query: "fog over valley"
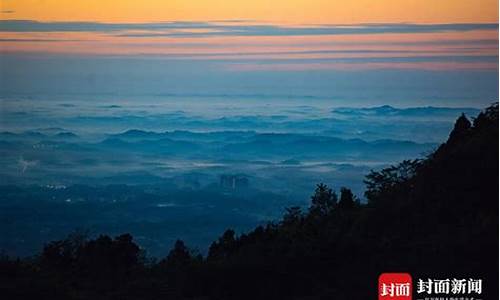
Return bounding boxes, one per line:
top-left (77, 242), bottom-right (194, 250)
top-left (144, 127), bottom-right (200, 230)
top-left (0, 97), bottom-right (480, 256)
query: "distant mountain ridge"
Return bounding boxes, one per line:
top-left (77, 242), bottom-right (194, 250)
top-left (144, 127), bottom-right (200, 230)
top-left (107, 129), bottom-right (435, 160)
top-left (332, 105), bottom-right (480, 118)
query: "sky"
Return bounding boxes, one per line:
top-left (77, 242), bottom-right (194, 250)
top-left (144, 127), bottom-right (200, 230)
top-left (0, 0), bottom-right (498, 107)
top-left (1, 0), bottom-right (498, 23)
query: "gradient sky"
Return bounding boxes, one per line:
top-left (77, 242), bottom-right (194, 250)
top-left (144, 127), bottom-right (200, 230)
top-left (1, 0), bottom-right (498, 23)
top-left (0, 0), bottom-right (498, 107)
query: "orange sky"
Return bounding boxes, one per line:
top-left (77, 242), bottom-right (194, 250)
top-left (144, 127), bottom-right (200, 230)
top-left (1, 0), bottom-right (497, 73)
top-left (1, 0), bottom-right (498, 24)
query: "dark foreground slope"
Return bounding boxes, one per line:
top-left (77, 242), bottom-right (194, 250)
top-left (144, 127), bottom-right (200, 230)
top-left (1, 105), bottom-right (498, 300)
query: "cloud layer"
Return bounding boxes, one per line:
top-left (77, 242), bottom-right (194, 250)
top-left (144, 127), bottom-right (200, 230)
top-left (0, 20), bottom-right (498, 107)
top-left (0, 20), bottom-right (497, 37)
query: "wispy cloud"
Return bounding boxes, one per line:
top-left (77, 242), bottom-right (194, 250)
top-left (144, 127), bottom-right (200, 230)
top-left (1, 19), bottom-right (497, 75)
top-left (0, 20), bottom-right (497, 38)
top-left (122, 23), bottom-right (499, 38)
top-left (0, 20), bottom-right (216, 32)
top-left (225, 61), bottom-right (498, 72)
top-left (0, 38), bottom-right (82, 42)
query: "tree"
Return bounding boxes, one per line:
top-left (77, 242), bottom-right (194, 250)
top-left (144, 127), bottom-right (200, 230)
top-left (448, 113), bottom-right (471, 143)
top-left (112, 233), bottom-right (142, 269)
top-left (364, 160), bottom-right (419, 204)
top-left (282, 206), bottom-right (303, 226)
top-left (40, 231), bottom-right (87, 270)
top-left (164, 240), bottom-right (192, 268)
top-left (309, 183), bottom-right (337, 217)
top-left (338, 187), bottom-right (356, 210)
top-left (208, 229), bottom-right (236, 261)
top-left (473, 103), bottom-right (498, 131)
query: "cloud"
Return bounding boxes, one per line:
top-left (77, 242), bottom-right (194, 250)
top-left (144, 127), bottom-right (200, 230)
top-left (0, 38), bottom-right (82, 42)
top-left (1, 10), bottom-right (15, 14)
top-left (0, 20), bottom-right (215, 32)
top-left (83, 22), bottom-right (487, 36)
top-left (119, 23), bottom-right (500, 38)
top-left (225, 61), bottom-right (498, 72)
top-left (0, 20), bottom-right (497, 38)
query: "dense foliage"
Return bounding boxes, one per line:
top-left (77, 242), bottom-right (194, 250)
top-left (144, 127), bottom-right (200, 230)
top-left (1, 105), bottom-right (498, 299)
